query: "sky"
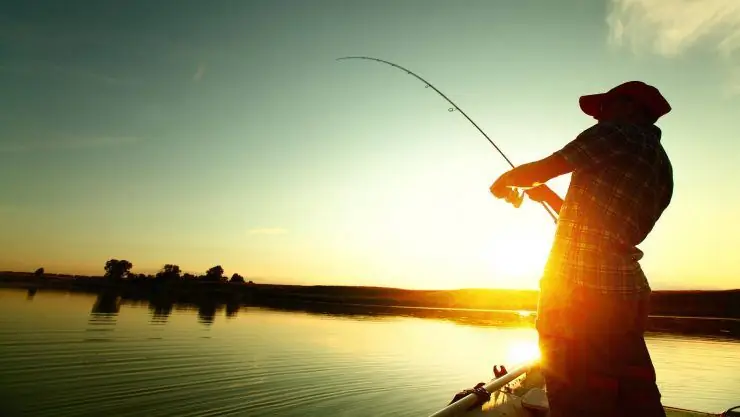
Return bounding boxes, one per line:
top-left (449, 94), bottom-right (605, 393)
top-left (1, 0), bottom-right (739, 290)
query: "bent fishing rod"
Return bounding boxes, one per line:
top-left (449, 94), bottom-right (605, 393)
top-left (337, 56), bottom-right (558, 223)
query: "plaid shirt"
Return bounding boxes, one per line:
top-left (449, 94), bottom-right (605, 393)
top-left (541, 122), bottom-right (674, 297)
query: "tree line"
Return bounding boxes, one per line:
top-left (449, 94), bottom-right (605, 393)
top-left (103, 259), bottom-right (252, 284)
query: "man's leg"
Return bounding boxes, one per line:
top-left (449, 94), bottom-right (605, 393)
top-left (538, 331), bottom-right (621, 417)
top-left (537, 293), bottom-right (620, 417)
top-left (537, 288), bottom-right (665, 417)
top-left (536, 285), bottom-right (605, 417)
top-left (576, 289), bottom-right (665, 417)
top-left (615, 295), bottom-right (666, 417)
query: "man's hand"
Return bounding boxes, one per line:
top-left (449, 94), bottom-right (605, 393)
top-left (490, 154), bottom-right (573, 198)
top-left (490, 154), bottom-right (572, 205)
top-left (525, 184), bottom-right (563, 214)
top-left (490, 170), bottom-right (526, 208)
top-left (525, 184), bottom-right (555, 202)
top-left (490, 171), bottom-right (515, 199)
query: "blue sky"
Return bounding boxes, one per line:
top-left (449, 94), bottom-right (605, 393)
top-left (1, 0), bottom-right (738, 290)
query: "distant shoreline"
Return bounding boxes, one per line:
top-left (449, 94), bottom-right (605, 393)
top-left (1, 271), bottom-right (738, 317)
top-left (2, 271), bottom-right (739, 338)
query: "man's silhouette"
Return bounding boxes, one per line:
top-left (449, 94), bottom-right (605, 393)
top-left (491, 81), bottom-right (673, 417)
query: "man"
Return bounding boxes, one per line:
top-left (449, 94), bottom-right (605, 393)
top-left (490, 81), bottom-right (674, 417)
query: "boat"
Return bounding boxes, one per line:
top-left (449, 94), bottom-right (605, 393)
top-left (427, 360), bottom-right (738, 417)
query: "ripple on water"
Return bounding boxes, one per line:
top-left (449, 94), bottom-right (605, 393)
top-left (0, 289), bottom-right (739, 417)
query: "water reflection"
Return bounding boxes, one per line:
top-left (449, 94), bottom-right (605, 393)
top-left (26, 288), bottom-right (37, 300)
top-left (197, 301), bottom-right (217, 325)
top-left (8, 285), bottom-right (737, 341)
top-left (136, 296), bottom-right (537, 329)
top-left (86, 292), bottom-right (121, 342)
top-left (75, 290), bottom-right (739, 339)
top-left (273, 300), bottom-right (537, 329)
top-left (148, 297), bottom-right (173, 324)
top-left (91, 292), bottom-right (121, 315)
top-left (1, 287), bottom-right (739, 415)
top-left (142, 296), bottom-right (241, 325)
top-left (225, 302), bottom-right (241, 318)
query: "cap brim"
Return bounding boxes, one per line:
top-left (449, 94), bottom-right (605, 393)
top-left (579, 93), bottom-right (606, 119)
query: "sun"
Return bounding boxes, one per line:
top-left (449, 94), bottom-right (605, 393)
top-left (506, 340), bottom-right (541, 365)
top-left (483, 229), bottom-right (552, 287)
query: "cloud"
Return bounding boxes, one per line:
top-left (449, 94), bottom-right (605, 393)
top-left (0, 136), bottom-right (141, 154)
top-left (608, 0), bottom-right (740, 56)
top-left (248, 228), bottom-right (288, 235)
top-left (607, 0), bottom-right (740, 90)
top-left (193, 62), bottom-right (206, 81)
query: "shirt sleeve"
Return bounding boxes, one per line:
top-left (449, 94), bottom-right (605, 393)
top-left (554, 123), bottom-right (631, 170)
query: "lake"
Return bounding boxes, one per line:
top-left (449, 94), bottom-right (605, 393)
top-left (0, 288), bottom-right (738, 416)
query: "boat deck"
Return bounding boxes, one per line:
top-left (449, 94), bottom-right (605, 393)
top-left (432, 365), bottom-right (719, 417)
top-left (461, 391), bottom-right (716, 417)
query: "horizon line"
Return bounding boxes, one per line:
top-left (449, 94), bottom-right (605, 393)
top-left (1, 270), bottom-right (737, 293)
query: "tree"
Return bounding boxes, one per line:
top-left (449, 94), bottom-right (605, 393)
top-left (34, 267), bottom-right (44, 277)
top-left (156, 264), bottom-right (182, 281)
top-left (129, 273), bottom-right (148, 283)
top-left (204, 265), bottom-right (225, 282)
top-left (104, 259), bottom-right (132, 280)
top-left (230, 273), bottom-right (245, 283)
top-left (164, 264), bottom-right (181, 275)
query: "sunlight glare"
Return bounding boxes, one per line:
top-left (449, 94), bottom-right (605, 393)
top-left (483, 229), bottom-right (551, 288)
top-left (506, 340), bottom-right (541, 366)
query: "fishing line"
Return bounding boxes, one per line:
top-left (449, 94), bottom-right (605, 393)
top-left (337, 56), bottom-right (558, 223)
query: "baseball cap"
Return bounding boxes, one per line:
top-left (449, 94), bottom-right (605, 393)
top-left (579, 81), bottom-right (671, 121)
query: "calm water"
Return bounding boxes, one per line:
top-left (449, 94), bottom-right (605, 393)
top-left (0, 289), bottom-right (738, 417)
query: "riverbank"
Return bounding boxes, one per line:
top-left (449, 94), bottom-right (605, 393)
top-left (2, 271), bottom-right (738, 337)
top-left (3, 271), bottom-right (738, 316)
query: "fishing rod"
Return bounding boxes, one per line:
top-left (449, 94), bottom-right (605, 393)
top-left (337, 56), bottom-right (558, 223)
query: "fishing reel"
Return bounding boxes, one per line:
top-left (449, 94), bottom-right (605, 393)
top-left (503, 187), bottom-right (524, 208)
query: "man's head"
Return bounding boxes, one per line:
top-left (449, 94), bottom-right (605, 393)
top-left (579, 81), bottom-right (671, 124)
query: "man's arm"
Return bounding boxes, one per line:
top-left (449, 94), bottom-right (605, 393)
top-left (503, 153), bottom-right (573, 187)
top-left (490, 153), bottom-right (573, 198)
top-left (491, 123), bottom-right (630, 200)
top-left (525, 185), bottom-right (564, 214)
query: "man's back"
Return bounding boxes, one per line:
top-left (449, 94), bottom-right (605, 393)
top-left (543, 121), bottom-right (674, 294)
